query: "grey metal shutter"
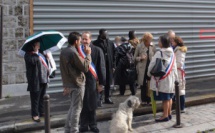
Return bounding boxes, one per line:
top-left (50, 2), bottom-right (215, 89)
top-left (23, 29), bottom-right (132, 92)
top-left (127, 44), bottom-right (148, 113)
top-left (33, 0), bottom-right (215, 92)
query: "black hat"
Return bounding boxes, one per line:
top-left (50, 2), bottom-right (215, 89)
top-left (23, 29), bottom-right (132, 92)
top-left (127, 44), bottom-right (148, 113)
top-left (121, 36), bottom-right (128, 42)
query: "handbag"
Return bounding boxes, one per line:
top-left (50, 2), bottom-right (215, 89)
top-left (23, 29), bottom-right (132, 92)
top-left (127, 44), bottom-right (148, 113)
top-left (125, 67), bottom-right (137, 83)
top-left (150, 51), bottom-right (166, 77)
top-left (49, 70), bottom-right (56, 78)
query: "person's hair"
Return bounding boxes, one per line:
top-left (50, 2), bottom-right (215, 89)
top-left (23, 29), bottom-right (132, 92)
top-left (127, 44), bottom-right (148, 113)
top-left (159, 35), bottom-right (170, 48)
top-left (68, 32), bottom-right (81, 45)
top-left (174, 36), bottom-right (184, 47)
top-left (141, 32), bottom-right (153, 43)
top-left (27, 39), bottom-right (40, 52)
top-left (128, 30), bottom-right (136, 40)
top-left (82, 31), bottom-right (92, 39)
top-left (99, 29), bottom-right (107, 35)
top-left (168, 30), bottom-right (175, 36)
top-left (121, 36), bottom-right (128, 42)
top-left (115, 36), bottom-right (121, 40)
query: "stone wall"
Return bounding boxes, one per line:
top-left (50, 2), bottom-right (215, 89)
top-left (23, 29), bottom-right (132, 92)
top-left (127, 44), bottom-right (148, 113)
top-left (1, 0), bottom-right (29, 85)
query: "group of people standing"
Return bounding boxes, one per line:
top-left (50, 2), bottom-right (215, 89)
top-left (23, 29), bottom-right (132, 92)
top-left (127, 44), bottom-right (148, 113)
top-left (24, 28), bottom-right (187, 133)
top-left (113, 30), bottom-right (187, 122)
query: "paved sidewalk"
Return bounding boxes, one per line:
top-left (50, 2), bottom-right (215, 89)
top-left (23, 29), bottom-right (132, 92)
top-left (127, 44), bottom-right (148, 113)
top-left (30, 103), bottom-right (215, 133)
top-left (0, 77), bottom-right (215, 132)
top-left (1, 77), bottom-right (215, 123)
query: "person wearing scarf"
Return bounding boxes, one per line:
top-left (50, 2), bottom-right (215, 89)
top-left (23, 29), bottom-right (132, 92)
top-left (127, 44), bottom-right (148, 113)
top-left (24, 40), bottom-right (49, 122)
top-left (79, 31), bottom-right (106, 133)
top-left (171, 36), bottom-right (187, 113)
top-left (147, 35), bottom-right (178, 122)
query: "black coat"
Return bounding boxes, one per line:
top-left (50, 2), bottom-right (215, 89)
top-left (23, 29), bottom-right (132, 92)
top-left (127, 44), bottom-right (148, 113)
top-left (83, 44), bottom-right (106, 111)
top-left (114, 43), bottom-right (136, 85)
top-left (25, 52), bottom-right (49, 92)
top-left (93, 38), bottom-right (115, 85)
top-left (24, 52), bottom-right (41, 92)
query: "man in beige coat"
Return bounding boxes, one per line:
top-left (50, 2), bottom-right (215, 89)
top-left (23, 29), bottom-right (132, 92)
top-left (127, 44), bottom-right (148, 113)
top-left (60, 32), bottom-right (91, 133)
top-left (134, 32), bottom-right (156, 105)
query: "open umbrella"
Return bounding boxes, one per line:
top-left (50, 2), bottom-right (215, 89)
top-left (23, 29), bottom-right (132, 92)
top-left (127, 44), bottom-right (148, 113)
top-left (18, 31), bottom-right (67, 57)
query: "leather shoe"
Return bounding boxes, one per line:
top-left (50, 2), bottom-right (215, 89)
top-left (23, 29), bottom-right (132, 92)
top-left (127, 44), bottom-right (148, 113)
top-left (90, 127), bottom-right (99, 133)
top-left (32, 116), bottom-right (40, 123)
top-left (79, 127), bottom-right (88, 132)
top-left (104, 98), bottom-right (114, 104)
top-left (155, 117), bottom-right (169, 122)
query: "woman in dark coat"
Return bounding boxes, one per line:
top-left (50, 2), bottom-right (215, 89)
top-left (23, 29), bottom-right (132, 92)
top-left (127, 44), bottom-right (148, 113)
top-left (114, 41), bottom-right (136, 95)
top-left (24, 40), bottom-right (49, 122)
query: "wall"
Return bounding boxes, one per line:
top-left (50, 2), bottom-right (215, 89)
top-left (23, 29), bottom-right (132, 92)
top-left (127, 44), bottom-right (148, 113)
top-left (1, 0), bottom-right (29, 85)
top-left (34, 0), bottom-right (215, 92)
top-left (0, 0), bottom-right (30, 97)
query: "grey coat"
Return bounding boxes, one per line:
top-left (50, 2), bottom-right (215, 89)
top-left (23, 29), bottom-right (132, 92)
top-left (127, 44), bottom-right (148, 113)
top-left (134, 43), bottom-right (156, 86)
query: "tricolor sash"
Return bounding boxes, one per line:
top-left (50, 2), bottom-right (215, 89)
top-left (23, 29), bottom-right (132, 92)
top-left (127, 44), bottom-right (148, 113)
top-left (77, 45), bottom-right (98, 80)
top-left (154, 53), bottom-right (175, 95)
top-left (178, 65), bottom-right (185, 86)
top-left (38, 53), bottom-right (49, 71)
top-left (178, 68), bottom-right (185, 80)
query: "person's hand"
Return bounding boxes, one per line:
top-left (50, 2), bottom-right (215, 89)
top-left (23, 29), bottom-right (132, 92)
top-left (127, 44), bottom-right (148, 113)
top-left (97, 85), bottom-right (104, 93)
top-left (63, 88), bottom-right (71, 96)
top-left (84, 46), bottom-right (91, 55)
top-left (113, 68), bottom-right (115, 72)
top-left (141, 55), bottom-right (147, 60)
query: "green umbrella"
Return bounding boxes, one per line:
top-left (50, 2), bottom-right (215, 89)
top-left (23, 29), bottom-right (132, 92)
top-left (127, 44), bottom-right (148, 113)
top-left (18, 31), bottom-right (67, 57)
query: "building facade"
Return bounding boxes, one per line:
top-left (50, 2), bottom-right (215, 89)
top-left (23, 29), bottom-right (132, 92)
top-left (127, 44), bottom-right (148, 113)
top-left (1, 0), bottom-right (215, 96)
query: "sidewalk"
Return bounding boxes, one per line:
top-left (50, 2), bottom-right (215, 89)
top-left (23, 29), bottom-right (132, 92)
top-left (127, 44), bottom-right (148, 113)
top-left (31, 103), bottom-right (215, 133)
top-left (0, 77), bottom-right (215, 132)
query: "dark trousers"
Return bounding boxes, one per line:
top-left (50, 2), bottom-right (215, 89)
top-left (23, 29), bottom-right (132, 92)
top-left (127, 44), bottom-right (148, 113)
top-left (104, 84), bottom-right (110, 99)
top-left (30, 83), bottom-right (47, 117)
top-left (141, 78), bottom-right (151, 103)
top-left (97, 91), bottom-right (103, 107)
top-left (105, 58), bottom-right (111, 99)
top-left (119, 83), bottom-right (136, 95)
top-left (180, 95), bottom-right (185, 110)
top-left (80, 107), bottom-right (97, 129)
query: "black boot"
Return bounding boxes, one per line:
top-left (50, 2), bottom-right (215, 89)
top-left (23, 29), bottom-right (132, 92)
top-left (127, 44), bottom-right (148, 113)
top-left (104, 98), bottom-right (114, 104)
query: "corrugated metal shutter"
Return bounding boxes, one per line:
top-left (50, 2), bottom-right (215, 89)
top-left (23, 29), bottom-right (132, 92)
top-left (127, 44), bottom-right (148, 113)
top-left (33, 0), bottom-right (215, 92)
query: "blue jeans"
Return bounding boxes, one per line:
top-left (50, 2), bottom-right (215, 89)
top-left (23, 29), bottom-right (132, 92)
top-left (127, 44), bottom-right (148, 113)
top-left (173, 95), bottom-right (185, 111)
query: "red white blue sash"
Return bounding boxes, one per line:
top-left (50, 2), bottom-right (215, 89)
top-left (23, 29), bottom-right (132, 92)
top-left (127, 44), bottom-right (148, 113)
top-left (178, 68), bottom-right (185, 80)
top-left (154, 53), bottom-right (175, 95)
top-left (160, 53), bottom-right (175, 80)
top-left (38, 53), bottom-right (49, 71)
top-left (77, 45), bottom-right (98, 80)
top-left (178, 66), bottom-right (185, 86)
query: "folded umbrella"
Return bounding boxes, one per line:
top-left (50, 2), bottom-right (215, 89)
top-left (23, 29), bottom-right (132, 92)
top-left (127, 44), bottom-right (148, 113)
top-left (149, 81), bottom-right (157, 119)
top-left (18, 31), bottom-right (67, 57)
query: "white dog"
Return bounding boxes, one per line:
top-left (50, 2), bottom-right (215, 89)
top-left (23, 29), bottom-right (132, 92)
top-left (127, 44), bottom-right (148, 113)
top-left (110, 96), bottom-right (140, 133)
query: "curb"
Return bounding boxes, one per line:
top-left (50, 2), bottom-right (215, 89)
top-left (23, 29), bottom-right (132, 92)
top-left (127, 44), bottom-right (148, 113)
top-left (0, 94), bottom-right (215, 133)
